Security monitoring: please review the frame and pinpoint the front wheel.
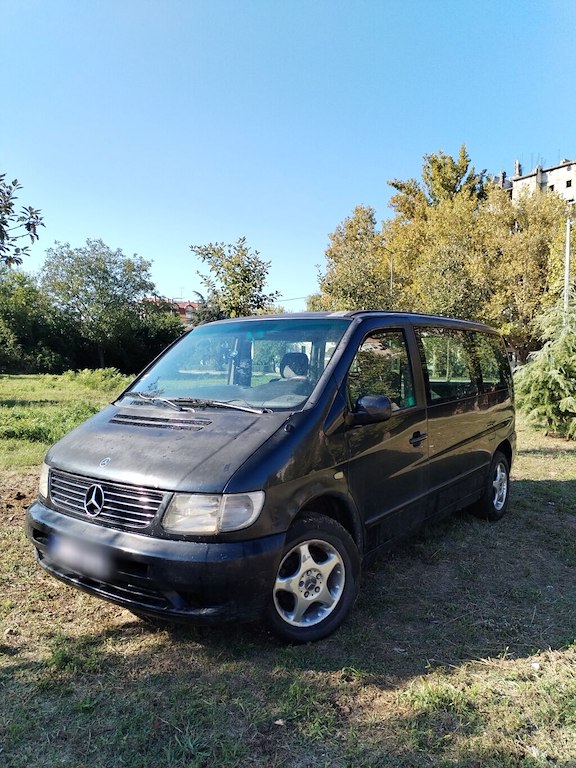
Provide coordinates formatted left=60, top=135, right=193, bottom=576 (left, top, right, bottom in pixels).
left=471, top=451, right=511, bottom=521
left=265, top=513, right=360, bottom=643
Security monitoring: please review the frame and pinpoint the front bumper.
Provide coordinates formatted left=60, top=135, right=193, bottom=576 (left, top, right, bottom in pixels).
left=26, top=500, right=285, bottom=624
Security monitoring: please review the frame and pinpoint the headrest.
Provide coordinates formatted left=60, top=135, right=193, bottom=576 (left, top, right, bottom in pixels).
left=280, top=352, right=309, bottom=378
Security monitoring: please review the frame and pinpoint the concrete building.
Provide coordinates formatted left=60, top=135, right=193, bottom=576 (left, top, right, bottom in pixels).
left=509, top=158, right=576, bottom=204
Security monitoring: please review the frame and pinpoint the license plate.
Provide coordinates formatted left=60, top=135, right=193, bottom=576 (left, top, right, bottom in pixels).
left=48, top=534, right=112, bottom=581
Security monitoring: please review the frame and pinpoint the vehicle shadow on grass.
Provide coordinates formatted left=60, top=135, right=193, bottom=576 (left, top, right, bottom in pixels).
left=121, top=475, right=576, bottom=684
left=2, top=477, right=576, bottom=766
left=176, top=475, right=576, bottom=707
left=3, top=619, right=575, bottom=768
left=321, top=477, right=576, bottom=679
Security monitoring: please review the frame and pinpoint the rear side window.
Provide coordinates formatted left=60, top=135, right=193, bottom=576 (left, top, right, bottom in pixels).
left=416, top=327, right=479, bottom=404
left=473, top=333, right=513, bottom=393
left=348, top=329, right=416, bottom=409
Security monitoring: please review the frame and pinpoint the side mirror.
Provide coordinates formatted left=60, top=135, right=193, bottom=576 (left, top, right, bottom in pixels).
left=347, top=394, right=393, bottom=426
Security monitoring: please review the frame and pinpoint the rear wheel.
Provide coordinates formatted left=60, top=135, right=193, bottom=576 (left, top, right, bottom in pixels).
left=266, top=513, right=360, bottom=643
left=471, top=451, right=510, bottom=521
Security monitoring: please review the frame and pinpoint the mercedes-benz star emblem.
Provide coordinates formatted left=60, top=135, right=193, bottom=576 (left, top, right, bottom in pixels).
left=84, top=484, right=105, bottom=517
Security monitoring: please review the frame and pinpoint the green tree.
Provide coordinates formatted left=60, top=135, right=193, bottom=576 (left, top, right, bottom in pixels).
left=382, top=145, right=490, bottom=315
left=109, top=298, right=184, bottom=373
left=487, top=188, right=571, bottom=359
left=421, top=145, right=486, bottom=205
left=515, top=294, right=576, bottom=439
left=316, top=146, right=573, bottom=361
left=306, top=293, right=325, bottom=311
left=188, top=290, right=227, bottom=325
left=386, top=182, right=570, bottom=357
left=388, top=144, right=486, bottom=215
left=0, top=316, right=25, bottom=372
left=318, top=206, right=393, bottom=310
left=316, top=147, right=487, bottom=315
left=0, top=266, right=72, bottom=373
left=0, top=174, right=44, bottom=266
left=40, top=239, right=181, bottom=370
left=191, top=238, right=279, bottom=318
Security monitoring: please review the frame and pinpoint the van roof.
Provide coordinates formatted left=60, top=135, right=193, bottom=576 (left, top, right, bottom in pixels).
left=208, top=311, right=498, bottom=334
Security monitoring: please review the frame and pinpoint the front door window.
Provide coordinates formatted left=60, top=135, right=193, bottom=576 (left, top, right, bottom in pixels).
left=347, top=329, right=416, bottom=410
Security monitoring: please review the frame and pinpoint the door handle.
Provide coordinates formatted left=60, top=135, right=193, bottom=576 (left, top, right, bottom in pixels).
left=409, top=431, right=428, bottom=447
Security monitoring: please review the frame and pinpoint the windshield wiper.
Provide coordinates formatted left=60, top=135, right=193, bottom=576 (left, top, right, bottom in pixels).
left=173, top=398, right=271, bottom=415
left=125, top=392, right=191, bottom=412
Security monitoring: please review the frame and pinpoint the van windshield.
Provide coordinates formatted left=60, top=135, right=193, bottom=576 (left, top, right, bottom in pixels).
left=119, top=317, right=351, bottom=412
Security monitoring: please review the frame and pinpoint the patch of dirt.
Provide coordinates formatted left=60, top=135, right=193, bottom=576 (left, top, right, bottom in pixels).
left=0, top=469, right=39, bottom=522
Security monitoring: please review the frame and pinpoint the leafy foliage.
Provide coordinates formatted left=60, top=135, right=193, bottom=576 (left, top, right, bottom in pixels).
left=191, top=237, right=279, bottom=318
left=490, top=188, right=570, bottom=358
left=0, top=174, right=44, bottom=266
left=40, top=240, right=182, bottom=371
left=316, top=145, right=573, bottom=360
left=0, top=239, right=182, bottom=375
left=318, top=206, right=392, bottom=310
left=0, top=267, right=72, bottom=373
left=388, top=145, right=486, bottom=215
left=515, top=296, right=576, bottom=439
left=421, top=145, right=487, bottom=204
left=59, top=367, right=131, bottom=392
left=0, top=317, right=23, bottom=372
left=188, top=290, right=228, bottom=325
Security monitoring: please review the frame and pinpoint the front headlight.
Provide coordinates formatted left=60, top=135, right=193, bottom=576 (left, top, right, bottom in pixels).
left=39, top=462, right=50, bottom=499
left=162, top=491, right=265, bottom=534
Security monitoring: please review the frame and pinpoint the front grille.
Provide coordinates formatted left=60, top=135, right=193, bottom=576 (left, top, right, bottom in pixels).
left=49, top=470, right=167, bottom=531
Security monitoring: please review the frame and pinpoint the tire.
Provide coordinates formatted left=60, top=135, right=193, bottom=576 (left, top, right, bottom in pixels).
left=265, top=513, right=361, bottom=643
left=471, top=450, right=511, bottom=521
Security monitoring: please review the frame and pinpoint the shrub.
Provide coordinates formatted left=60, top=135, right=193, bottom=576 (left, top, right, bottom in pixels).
left=515, top=295, right=576, bottom=439
left=60, top=368, right=131, bottom=392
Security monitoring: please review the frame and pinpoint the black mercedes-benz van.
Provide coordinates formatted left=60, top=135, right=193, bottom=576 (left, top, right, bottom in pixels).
left=26, top=311, right=515, bottom=642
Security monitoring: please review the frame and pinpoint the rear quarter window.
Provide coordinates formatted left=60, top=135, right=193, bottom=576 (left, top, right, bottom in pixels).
left=416, top=326, right=512, bottom=404
left=472, top=333, right=513, bottom=393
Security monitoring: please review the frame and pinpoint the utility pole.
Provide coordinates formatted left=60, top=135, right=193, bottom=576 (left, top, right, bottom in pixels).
left=564, top=206, right=573, bottom=322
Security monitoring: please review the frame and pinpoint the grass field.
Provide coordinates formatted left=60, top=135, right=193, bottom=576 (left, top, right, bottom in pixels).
left=0, top=374, right=575, bottom=767
left=0, top=370, right=130, bottom=468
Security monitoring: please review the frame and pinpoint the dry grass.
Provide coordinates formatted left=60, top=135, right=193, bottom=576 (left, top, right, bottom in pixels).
left=0, top=379, right=575, bottom=766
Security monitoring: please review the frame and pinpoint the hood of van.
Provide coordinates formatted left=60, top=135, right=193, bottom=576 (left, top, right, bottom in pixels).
left=44, top=404, right=289, bottom=493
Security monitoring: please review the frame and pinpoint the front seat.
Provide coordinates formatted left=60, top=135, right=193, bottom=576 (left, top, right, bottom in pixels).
left=279, top=352, right=309, bottom=379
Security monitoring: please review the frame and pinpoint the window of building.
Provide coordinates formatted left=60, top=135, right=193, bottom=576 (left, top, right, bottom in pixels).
left=567, top=180, right=572, bottom=188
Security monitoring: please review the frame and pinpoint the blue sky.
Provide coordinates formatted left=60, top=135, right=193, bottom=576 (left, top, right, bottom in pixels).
left=3, top=0, right=576, bottom=311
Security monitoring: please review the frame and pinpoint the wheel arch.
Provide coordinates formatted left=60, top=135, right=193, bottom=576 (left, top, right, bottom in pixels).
left=496, top=439, right=513, bottom=469
left=293, top=493, right=364, bottom=555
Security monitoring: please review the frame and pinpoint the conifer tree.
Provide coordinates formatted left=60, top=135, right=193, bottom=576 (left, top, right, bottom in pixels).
left=515, top=294, right=576, bottom=439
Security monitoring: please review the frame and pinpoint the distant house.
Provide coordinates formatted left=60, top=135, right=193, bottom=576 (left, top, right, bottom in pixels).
left=170, top=299, right=200, bottom=325
left=144, top=297, right=200, bottom=326
left=494, top=157, right=576, bottom=204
